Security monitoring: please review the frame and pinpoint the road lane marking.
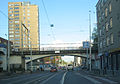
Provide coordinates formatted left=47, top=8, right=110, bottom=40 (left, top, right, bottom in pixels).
left=61, top=71, right=67, bottom=84
left=75, top=73, right=102, bottom=84
left=8, top=73, right=51, bottom=84
left=24, top=73, right=54, bottom=84
left=40, top=73, right=58, bottom=84
left=88, top=75, right=118, bottom=84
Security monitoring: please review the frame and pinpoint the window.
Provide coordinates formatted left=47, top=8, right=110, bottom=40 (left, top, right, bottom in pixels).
left=9, top=35, right=14, bottom=37
left=27, top=13, right=30, bottom=16
left=106, top=22, right=108, bottom=31
left=15, top=41, right=20, bottom=44
left=28, top=17, right=30, bottom=19
left=14, top=7, right=19, bottom=9
left=9, top=21, right=13, bottom=23
left=9, top=8, right=13, bottom=10
left=15, top=38, right=20, bottom=40
left=9, top=31, right=14, bottom=33
left=23, top=13, right=25, bottom=16
left=27, top=10, right=30, bottom=12
left=106, top=36, right=109, bottom=46
left=15, top=17, right=19, bottom=20
left=9, top=14, right=13, bottom=17
left=100, top=29, right=102, bottom=36
left=110, top=34, right=113, bottom=44
left=15, top=31, right=20, bottom=33
left=15, top=35, right=20, bottom=37
left=9, top=28, right=14, bottom=30
left=10, top=38, right=14, bottom=41
left=110, top=18, right=112, bottom=28
left=15, top=21, right=19, bottom=23
left=15, top=11, right=19, bottom=13
left=15, top=28, right=19, bottom=30
left=9, top=24, right=14, bottom=27
left=109, top=3, right=112, bottom=13
left=9, top=4, right=14, bottom=6
left=15, top=24, right=19, bottom=27
left=14, top=14, right=19, bottom=16
left=105, top=8, right=108, bottom=17
left=9, top=11, right=13, bottom=13
left=14, top=4, right=19, bottom=6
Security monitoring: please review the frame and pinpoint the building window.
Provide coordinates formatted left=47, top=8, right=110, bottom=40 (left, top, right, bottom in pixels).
left=9, top=14, right=13, bottom=17
left=106, top=36, right=109, bottom=46
left=15, top=21, right=19, bottom=23
left=10, top=38, right=14, bottom=41
left=15, top=11, right=19, bottom=13
left=9, top=31, right=14, bottom=33
left=110, top=18, right=112, bottom=28
left=15, top=28, right=19, bottom=30
left=27, top=13, right=30, bottom=16
left=109, top=3, right=112, bottom=13
left=14, top=7, right=19, bottom=9
left=9, top=21, right=13, bottom=23
left=9, top=28, right=14, bottom=30
left=105, top=8, right=108, bottom=17
left=106, top=22, right=108, bottom=31
left=9, top=35, right=14, bottom=37
left=15, top=24, right=19, bottom=27
left=15, top=17, right=19, bottom=20
left=9, top=11, right=13, bottom=13
left=15, top=31, right=20, bottom=33
left=14, top=4, right=19, bottom=6
left=9, top=4, right=14, bottom=6
left=9, top=24, right=14, bottom=27
left=27, top=10, right=30, bottom=12
left=15, top=35, right=20, bottom=37
left=110, top=33, right=113, bottom=44
left=28, top=17, right=30, bottom=19
left=15, top=38, right=20, bottom=40
left=14, top=14, right=19, bottom=16
left=9, top=8, right=13, bottom=10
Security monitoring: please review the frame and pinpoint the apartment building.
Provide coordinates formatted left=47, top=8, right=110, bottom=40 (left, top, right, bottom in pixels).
left=8, top=2, right=39, bottom=50
left=96, top=0, right=120, bottom=72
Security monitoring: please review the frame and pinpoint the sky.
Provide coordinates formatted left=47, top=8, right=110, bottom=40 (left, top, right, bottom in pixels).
left=0, top=0, right=98, bottom=45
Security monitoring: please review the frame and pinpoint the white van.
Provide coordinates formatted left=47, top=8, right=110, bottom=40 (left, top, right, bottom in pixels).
left=67, top=64, right=73, bottom=71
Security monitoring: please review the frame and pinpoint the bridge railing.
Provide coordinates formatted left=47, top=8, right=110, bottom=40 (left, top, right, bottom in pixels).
left=12, top=47, right=84, bottom=52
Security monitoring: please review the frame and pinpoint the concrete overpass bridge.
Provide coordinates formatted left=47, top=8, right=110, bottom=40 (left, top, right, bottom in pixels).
left=11, top=46, right=97, bottom=63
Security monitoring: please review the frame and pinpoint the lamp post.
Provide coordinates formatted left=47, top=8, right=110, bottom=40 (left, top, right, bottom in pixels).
left=89, top=10, right=92, bottom=71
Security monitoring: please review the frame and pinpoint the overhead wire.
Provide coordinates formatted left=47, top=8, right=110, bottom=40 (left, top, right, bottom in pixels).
left=41, top=0, right=56, bottom=41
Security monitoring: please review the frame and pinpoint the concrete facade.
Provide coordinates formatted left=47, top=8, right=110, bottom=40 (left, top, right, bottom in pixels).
left=96, top=0, right=120, bottom=73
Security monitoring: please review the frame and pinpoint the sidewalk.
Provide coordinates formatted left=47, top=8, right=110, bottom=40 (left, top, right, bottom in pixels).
left=80, top=69, right=120, bottom=83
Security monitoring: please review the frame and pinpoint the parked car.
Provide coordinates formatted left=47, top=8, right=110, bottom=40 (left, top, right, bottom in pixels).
left=50, top=67, right=57, bottom=72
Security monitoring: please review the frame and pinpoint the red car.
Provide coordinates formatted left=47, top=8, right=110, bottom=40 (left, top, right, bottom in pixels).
left=50, top=67, right=57, bottom=72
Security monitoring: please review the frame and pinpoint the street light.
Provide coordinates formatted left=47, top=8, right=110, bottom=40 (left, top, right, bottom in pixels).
left=89, top=10, right=92, bottom=71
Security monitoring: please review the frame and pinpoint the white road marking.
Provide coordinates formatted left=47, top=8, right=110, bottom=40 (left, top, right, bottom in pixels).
left=75, top=73, right=102, bottom=84
left=24, top=73, right=53, bottom=84
left=61, top=71, right=67, bottom=84
left=40, top=73, right=58, bottom=84
left=7, top=73, right=50, bottom=84
left=89, top=75, right=118, bottom=84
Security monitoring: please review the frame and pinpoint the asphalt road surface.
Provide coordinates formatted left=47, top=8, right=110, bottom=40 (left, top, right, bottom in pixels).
left=0, top=70, right=118, bottom=84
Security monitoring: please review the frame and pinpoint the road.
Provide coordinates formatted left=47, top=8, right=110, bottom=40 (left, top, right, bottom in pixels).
left=0, top=70, right=118, bottom=84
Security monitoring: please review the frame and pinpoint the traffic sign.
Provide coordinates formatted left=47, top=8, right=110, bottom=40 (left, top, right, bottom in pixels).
left=83, top=41, right=90, bottom=48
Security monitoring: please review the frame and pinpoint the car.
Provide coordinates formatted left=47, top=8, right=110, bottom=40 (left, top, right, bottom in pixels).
left=50, top=67, right=57, bottom=72
left=67, top=64, right=74, bottom=71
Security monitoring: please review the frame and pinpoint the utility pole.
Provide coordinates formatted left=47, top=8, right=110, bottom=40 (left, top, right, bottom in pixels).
left=89, top=10, right=92, bottom=71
